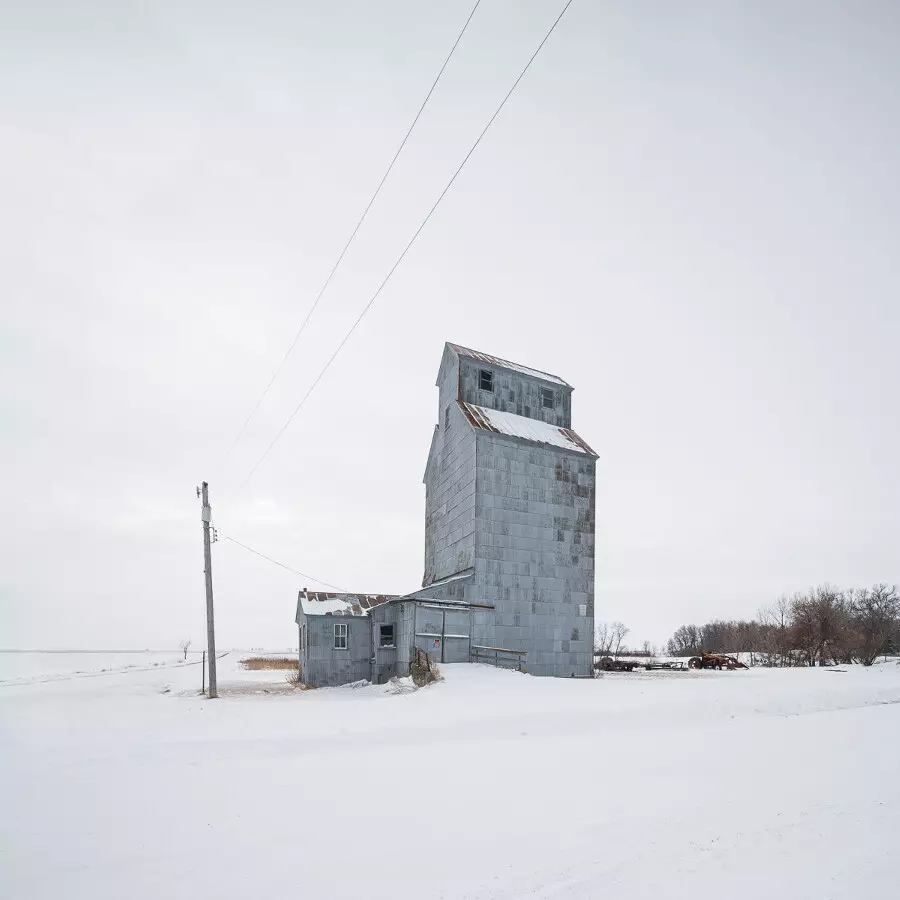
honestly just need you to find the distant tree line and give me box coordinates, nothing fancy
[666,583,900,667]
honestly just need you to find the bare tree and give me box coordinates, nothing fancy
[594,623,613,656]
[179,639,192,661]
[667,624,701,657]
[611,622,629,660]
[757,595,792,666]
[789,585,851,666]
[789,591,821,666]
[849,584,900,665]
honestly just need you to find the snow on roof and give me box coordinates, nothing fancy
[448,343,570,387]
[459,403,597,456]
[298,591,397,617]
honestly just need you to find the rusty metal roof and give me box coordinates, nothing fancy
[459,402,597,457]
[448,343,571,387]
[298,591,398,617]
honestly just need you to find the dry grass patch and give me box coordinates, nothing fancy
[240,656,298,670]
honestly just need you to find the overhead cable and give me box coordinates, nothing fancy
[221,534,348,592]
[239,0,574,488]
[218,0,483,468]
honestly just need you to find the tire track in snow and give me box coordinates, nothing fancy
[0,652,230,688]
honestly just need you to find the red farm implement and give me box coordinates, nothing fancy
[687,652,748,671]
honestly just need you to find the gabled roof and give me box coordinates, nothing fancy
[459,402,597,457]
[297,590,397,618]
[447,343,571,388]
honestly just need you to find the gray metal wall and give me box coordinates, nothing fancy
[370,603,399,685]
[423,361,477,586]
[296,610,373,687]
[394,600,416,677]
[472,433,595,677]
[457,357,572,428]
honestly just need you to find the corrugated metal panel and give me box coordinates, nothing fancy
[302,616,372,686]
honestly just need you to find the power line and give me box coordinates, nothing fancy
[220,534,348,592]
[219,0,483,468]
[239,0,575,488]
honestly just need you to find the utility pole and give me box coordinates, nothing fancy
[198,481,218,698]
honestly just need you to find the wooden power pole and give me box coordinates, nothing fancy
[199,481,218,698]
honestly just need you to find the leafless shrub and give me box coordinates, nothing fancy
[410,648,441,687]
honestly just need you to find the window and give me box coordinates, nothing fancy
[379,624,395,647]
[299,624,306,653]
[333,622,348,650]
[541,387,554,409]
[479,369,493,392]
[445,405,451,429]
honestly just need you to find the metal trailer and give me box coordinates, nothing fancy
[594,656,638,672]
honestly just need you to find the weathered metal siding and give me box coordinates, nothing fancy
[423,362,477,586]
[370,599,434,679]
[369,603,399,684]
[438,607,472,663]
[394,600,417,677]
[414,605,445,659]
[471,432,595,677]
[302,615,372,687]
[297,610,308,682]
[458,358,572,428]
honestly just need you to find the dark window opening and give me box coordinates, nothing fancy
[541,387,554,409]
[379,624,395,647]
[479,369,494,393]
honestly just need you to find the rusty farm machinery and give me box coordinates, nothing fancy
[687,651,748,671]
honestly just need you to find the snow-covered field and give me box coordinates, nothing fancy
[0,650,202,685]
[2,655,899,899]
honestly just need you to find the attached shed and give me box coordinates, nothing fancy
[370,595,476,683]
[295,589,482,686]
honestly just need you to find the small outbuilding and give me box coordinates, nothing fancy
[295,589,480,686]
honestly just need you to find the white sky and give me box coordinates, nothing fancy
[2,1,898,651]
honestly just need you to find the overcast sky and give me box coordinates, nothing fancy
[2,0,898,651]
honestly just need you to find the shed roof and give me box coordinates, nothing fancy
[448,343,571,388]
[298,590,397,617]
[459,402,597,457]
